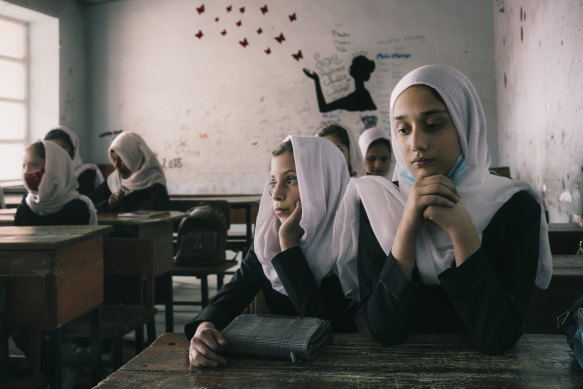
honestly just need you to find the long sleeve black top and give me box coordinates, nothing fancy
[14,198,91,226]
[184,245,356,340]
[88,181,170,213]
[358,191,541,355]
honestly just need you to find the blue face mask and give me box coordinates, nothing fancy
[399,154,467,184]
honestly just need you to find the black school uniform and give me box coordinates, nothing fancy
[77,169,98,196]
[184,245,357,339]
[14,198,91,226]
[89,181,170,213]
[357,191,540,355]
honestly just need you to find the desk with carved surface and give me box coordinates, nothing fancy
[96,332,583,388]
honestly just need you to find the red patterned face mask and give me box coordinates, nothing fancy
[24,169,45,192]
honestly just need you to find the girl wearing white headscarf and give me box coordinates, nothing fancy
[317,123,365,177]
[44,126,105,195]
[15,141,97,225]
[89,131,169,212]
[186,136,355,368]
[358,127,393,179]
[334,65,552,355]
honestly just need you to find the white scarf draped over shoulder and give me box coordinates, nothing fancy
[334,65,552,301]
[106,132,166,194]
[254,136,350,296]
[49,126,104,187]
[25,141,97,224]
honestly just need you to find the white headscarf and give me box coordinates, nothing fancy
[24,141,97,224]
[254,136,350,295]
[47,126,105,187]
[335,65,552,301]
[358,127,393,180]
[106,132,166,194]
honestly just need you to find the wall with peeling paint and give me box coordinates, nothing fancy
[85,0,496,194]
[494,0,583,222]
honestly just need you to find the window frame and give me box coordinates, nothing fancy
[0,14,29,184]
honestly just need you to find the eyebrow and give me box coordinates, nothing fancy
[270,169,296,178]
[394,109,449,121]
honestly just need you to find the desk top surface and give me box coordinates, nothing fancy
[548,223,583,232]
[96,332,583,388]
[98,210,185,225]
[170,194,261,205]
[0,225,112,249]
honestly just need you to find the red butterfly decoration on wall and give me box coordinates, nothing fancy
[257,28,263,34]
[215,17,219,22]
[292,50,303,61]
[226,5,232,12]
[265,48,271,55]
[274,33,285,43]
[289,13,297,22]
[260,5,268,14]
[196,4,205,14]
[220,29,227,36]
[236,20,242,27]
[239,38,249,48]
[195,30,203,39]
[239,7,245,13]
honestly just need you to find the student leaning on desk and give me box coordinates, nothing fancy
[334,65,552,355]
[89,131,169,213]
[186,136,356,367]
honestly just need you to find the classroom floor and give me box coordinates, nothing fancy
[7,250,241,389]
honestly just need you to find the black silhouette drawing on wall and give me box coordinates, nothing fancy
[303,55,377,113]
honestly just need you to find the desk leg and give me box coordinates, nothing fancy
[165,272,174,333]
[47,327,63,389]
[201,276,209,307]
[90,306,102,385]
[217,273,225,289]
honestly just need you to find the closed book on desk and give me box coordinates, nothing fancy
[221,314,332,363]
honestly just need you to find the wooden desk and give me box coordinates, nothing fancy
[96,332,583,387]
[98,211,185,332]
[548,223,583,254]
[0,208,16,226]
[0,225,112,386]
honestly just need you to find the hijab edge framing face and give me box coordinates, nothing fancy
[254,135,350,296]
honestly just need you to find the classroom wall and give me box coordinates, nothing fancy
[494,0,583,222]
[3,0,88,155]
[85,0,497,194]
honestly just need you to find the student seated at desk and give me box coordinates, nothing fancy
[334,65,553,355]
[44,126,105,195]
[358,127,392,179]
[15,141,97,226]
[317,123,365,177]
[186,136,356,367]
[89,131,169,212]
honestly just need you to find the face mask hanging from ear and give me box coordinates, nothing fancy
[399,154,467,184]
[24,169,45,192]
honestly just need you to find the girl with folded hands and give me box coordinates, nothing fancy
[334,65,552,355]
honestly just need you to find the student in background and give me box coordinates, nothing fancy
[89,131,169,212]
[44,126,105,195]
[187,136,355,367]
[15,141,97,226]
[358,127,392,179]
[334,65,552,355]
[317,123,365,177]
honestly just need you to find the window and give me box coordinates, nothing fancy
[0,16,27,184]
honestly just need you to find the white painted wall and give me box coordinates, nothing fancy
[494,0,583,222]
[86,0,497,194]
